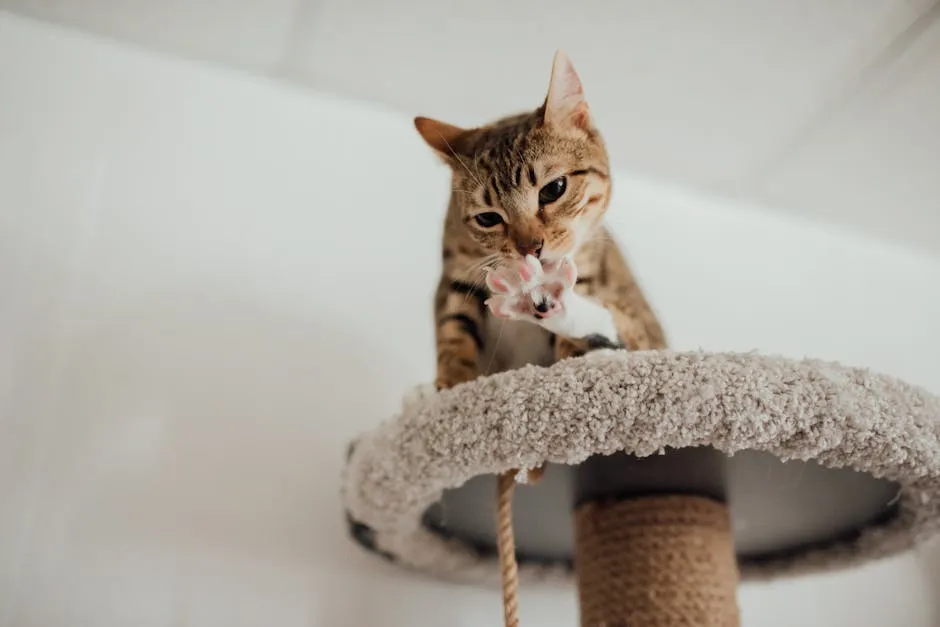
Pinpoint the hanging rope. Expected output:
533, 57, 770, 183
496, 471, 520, 627
496, 467, 544, 627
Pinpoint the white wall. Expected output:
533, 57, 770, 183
2, 0, 939, 253
1, 14, 939, 627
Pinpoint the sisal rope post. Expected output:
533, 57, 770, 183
574, 495, 741, 627
496, 471, 520, 627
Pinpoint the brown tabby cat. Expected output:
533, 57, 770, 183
415, 51, 666, 390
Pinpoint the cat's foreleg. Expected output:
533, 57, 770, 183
434, 276, 487, 389
537, 290, 620, 346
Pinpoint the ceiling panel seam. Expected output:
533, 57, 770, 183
736, 0, 940, 192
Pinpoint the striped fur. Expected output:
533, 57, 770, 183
417, 52, 666, 389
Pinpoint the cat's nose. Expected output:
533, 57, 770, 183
516, 240, 543, 258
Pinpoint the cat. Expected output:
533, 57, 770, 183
415, 51, 666, 391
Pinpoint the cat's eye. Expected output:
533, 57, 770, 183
538, 177, 567, 205
474, 212, 504, 228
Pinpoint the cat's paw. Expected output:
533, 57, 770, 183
485, 255, 576, 323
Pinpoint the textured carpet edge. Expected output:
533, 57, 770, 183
341, 350, 940, 586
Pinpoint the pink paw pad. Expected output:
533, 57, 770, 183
484, 256, 577, 322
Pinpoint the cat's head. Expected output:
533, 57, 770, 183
415, 51, 610, 263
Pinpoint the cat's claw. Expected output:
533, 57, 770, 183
485, 255, 577, 323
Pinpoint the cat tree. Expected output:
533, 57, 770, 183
342, 350, 940, 626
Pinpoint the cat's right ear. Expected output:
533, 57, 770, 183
542, 50, 592, 131
414, 116, 472, 163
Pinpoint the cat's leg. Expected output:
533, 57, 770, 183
584, 239, 667, 351
434, 275, 487, 389
553, 332, 623, 360
552, 237, 669, 356
537, 290, 620, 345
549, 297, 623, 361
552, 267, 626, 360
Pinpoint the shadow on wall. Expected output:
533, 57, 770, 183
8, 282, 439, 625
918, 538, 940, 625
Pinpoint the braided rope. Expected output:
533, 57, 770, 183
575, 495, 740, 626
496, 471, 520, 627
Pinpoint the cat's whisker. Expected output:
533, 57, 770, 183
465, 253, 501, 275
463, 276, 488, 306
457, 254, 504, 306
483, 318, 507, 375
442, 141, 484, 189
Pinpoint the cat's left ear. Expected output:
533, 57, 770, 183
414, 116, 474, 162
542, 50, 592, 131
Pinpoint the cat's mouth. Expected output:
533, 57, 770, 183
539, 244, 576, 263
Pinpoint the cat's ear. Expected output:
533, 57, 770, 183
414, 116, 473, 162
542, 50, 592, 130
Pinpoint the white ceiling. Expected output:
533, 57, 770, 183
2, 0, 938, 251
